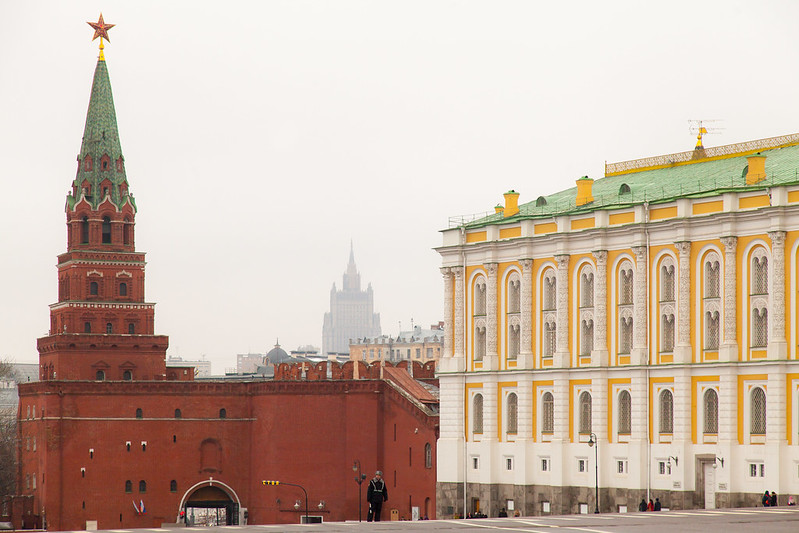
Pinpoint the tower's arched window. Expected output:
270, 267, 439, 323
542, 391, 554, 433
750, 387, 766, 435
106, 322, 113, 334
175, 409, 182, 418
473, 394, 484, 434
139, 480, 147, 493
128, 323, 135, 334
219, 408, 227, 419
90, 281, 98, 296
125, 480, 132, 493
95, 370, 105, 381
618, 390, 631, 435
659, 389, 674, 434
84, 322, 91, 333
579, 391, 592, 434
135, 408, 143, 419
122, 370, 132, 381
507, 393, 518, 434
424, 443, 432, 468
170, 480, 177, 492
81, 216, 89, 244
703, 389, 718, 434
119, 283, 127, 296
102, 216, 111, 243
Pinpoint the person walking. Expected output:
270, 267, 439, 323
366, 471, 388, 522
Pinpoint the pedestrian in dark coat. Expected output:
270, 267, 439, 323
771, 492, 778, 507
366, 471, 388, 522
762, 490, 771, 506
639, 499, 647, 512
654, 498, 662, 511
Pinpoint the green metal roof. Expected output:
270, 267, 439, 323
460, 142, 799, 229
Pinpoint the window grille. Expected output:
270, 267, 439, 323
125, 480, 132, 493
475, 326, 486, 360
579, 391, 592, 434
170, 480, 177, 492
543, 321, 556, 356
474, 280, 487, 315
581, 272, 594, 308
750, 387, 766, 435
543, 274, 556, 310
139, 480, 147, 493
619, 316, 633, 354
507, 393, 518, 434
703, 389, 718, 434
661, 314, 675, 352
620, 268, 634, 305
618, 390, 631, 434
580, 319, 594, 356
705, 311, 720, 350
508, 324, 520, 360
424, 443, 432, 468
508, 276, 520, 313
473, 395, 484, 434
752, 308, 768, 348
705, 260, 720, 298
659, 390, 673, 434
542, 392, 554, 433
661, 264, 675, 302
752, 256, 768, 295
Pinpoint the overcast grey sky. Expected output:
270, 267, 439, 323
2, 1, 799, 371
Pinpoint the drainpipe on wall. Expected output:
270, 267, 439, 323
643, 201, 652, 503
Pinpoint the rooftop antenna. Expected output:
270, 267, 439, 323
688, 119, 724, 149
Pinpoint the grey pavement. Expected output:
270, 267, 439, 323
82, 506, 799, 533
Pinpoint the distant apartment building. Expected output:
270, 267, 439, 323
322, 246, 381, 355
165, 355, 212, 378
0, 363, 38, 415
351, 323, 444, 364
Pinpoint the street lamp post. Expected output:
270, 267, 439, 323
352, 460, 367, 522
262, 480, 309, 522
587, 433, 599, 514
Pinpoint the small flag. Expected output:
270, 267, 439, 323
140, 500, 146, 514
132, 500, 140, 514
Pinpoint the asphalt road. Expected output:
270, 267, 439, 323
81, 506, 799, 533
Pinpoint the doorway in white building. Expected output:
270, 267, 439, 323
703, 462, 716, 509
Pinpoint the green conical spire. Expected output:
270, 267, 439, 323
67, 55, 134, 212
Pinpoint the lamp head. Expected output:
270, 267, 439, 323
352, 461, 358, 472
318, 501, 325, 510
588, 435, 595, 447
294, 501, 300, 510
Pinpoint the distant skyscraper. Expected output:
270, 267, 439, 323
322, 245, 381, 354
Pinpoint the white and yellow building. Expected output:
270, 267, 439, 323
436, 134, 799, 517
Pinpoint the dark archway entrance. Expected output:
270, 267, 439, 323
183, 486, 239, 526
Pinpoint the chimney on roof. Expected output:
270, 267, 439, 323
576, 176, 594, 206
503, 190, 520, 217
745, 153, 767, 185
494, 204, 504, 215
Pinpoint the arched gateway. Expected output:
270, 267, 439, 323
178, 479, 243, 526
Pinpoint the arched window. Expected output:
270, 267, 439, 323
119, 283, 127, 296
102, 216, 111, 244
578, 264, 595, 357
543, 320, 556, 356
580, 319, 594, 356
84, 322, 91, 333
122, 370, 132, 381
542, 392, 554, 433
128, 323, 135, 334
659, 390, 674, 434
424, 443, 432, 469
507, 393, 518, 434
579, 391, 592, 434
125, 480, 132, 493
219, 408, 227, 419
170, 480, 177, 492
705, 311, 720, 350
618, 390, 631, 435
508, 323, 520, 360
619, 263, 634, 305
750, 387, 766, 435
81, 216, 89, 244
752, 255, 768, 295
139, 480, 146, 493
90, 281, 99, 296
580, 270, 594, 308
506, 272, 521, 361
472, 394, 484, 435
619, 314, 633, 354
507, 273, 520, 314
135, 408, 143, 419
703, 389, 718, 434
661, 313, 675, 353
660, 263, 675, 302
543, 271, 556, 311
106, 322, 113, 334
95, 370, 105, 381
752, 308, 768, 348
175, 409, 182, 419
473, 277, 487, 315
704, 254, 721, 298
474, 325, 486, 361
473, 275, 487, 363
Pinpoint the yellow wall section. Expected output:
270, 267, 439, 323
738, 195, 770, 209
650, 206, 677, 221
692, 200, 724, 215
466, 231, 487, 243
570, 217, 595, 230
534, 222, 557, 235
609, 211, 635, 225
499, 227, 522, 239
788, 190, 799, 203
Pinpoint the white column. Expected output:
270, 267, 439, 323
485, 263, 499, 370
675, 241, 692, 363
441, 267, 454, 358
632, 246, 648, 365
720, 237, 738, 362
592, 372, 608, 442
483, 375, 498, 443
555, 254, 570, 368
517, 376, 532, 441
630, 370, 648, 441
453, 267, 465, 358
520, 259, 534, 369
592, 251, 609, 366
718, 370, 736, 443
768, 231, 787, 359
553, 376, 569, 441
766, 368, 786, 443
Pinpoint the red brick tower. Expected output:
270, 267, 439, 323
36, 43, 168, 381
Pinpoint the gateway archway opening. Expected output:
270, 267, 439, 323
183, 485, 239, 526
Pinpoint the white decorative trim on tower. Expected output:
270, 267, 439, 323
720, 236, 738, 362
675, 241, 692, 363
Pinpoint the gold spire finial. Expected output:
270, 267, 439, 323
87, 13, 115, 60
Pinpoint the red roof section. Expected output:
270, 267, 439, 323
382, 366, 437, 404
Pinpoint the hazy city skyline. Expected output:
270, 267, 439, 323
2, 1, 799, 371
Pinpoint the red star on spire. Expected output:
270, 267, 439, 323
87, 13, 115, 42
